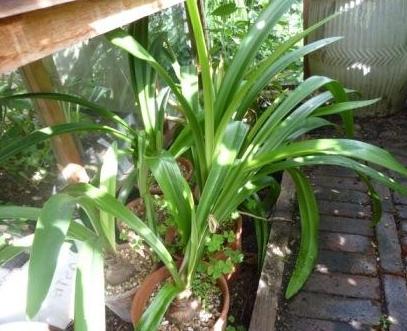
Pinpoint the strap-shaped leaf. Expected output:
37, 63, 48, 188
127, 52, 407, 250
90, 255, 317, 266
249, 139, 407, 178
198, 121, 249, 228
286, 169, 319, 298
313, 98, 381, 117
0, 92, 133, 133
0, 206, 40, 219
261, 156, 407, 196
99, 143, 118, 252
286, 117, 335, 141
218, 37, 342, 139
146, 152, 195, 245
27, 193, 77, 318
186, 0, 215, 164
107, 29, 206, 177
0, 244, 28, 265
215, 0, 295, 115
64, 183, 181, 286
249, 76, 340, 150
0, 123, 131, 164
136, 283, 181, 331
74, 240, 105, 331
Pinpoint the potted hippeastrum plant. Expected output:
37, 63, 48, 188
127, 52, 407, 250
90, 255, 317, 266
1, 0, 407, 330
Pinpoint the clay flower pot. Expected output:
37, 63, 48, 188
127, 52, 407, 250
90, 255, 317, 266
131, 266, 230, 331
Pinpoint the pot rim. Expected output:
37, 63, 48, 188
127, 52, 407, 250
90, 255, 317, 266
131, 265, 230, 331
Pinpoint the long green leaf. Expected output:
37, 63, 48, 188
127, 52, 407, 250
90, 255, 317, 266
313, 98, 381, 117
186, 0, 215, 166
0, 123, 131, 164
99, 143, 118, 252
197, 121, 249, 228
136, 283, 181, 331
249, 139, 407, 178
215, 0, 295, 115
63, 183, 181, 286
260, 156, 407, 196
27, 194, 77, 318
0, 244, 28, 265
223, 36, 342, 131
107, 29, 206, 178
0, 206, 40, 219
287, 117, 335, 141
286, 169, 319, 298
74, 240, 105, 331
146, 152, 195, 245
0, 92, 133, 133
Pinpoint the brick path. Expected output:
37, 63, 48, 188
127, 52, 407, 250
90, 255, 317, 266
277, 114, 407, 331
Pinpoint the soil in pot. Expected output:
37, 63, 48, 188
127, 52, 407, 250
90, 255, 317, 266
131, 267, 229, 331
104, 243, 156, 322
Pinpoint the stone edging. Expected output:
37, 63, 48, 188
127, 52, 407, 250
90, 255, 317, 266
249, 172, 296, 331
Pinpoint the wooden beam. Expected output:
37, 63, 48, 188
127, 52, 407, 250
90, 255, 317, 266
303, 0, 311, 78
0, 0, 185, 74
20, 59, 83, 168
0, 0, 76, 19
249, 173, 296, 331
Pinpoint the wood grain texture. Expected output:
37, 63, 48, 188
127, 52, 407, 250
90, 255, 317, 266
21, 59, 83, 167
0, 0, 185, 74
249, 173, 296, 331
0, 0, 76, 19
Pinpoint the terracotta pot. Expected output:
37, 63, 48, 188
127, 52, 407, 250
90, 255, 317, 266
131, 266, 230, 331
150, 157, 193, 195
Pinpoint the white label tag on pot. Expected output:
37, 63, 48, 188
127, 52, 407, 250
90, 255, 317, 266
0, 243, 77, 329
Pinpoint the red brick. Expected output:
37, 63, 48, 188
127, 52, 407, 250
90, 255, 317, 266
314, 186, 369, 205
288, 292, 381, 325
319, 201, 371, 219
396, 205, 407, 219
383, 275, 407, 331
312, 166, 358, 178
392, 191, 407, 206
312, 175, 366, 192
304, 273, 380, 300
320, 232, 374, 254
320, 216, 373, 236
401, 236, 407, 257
282, 316, 364, 331
317, 250, 377, 276
376, 213, 404, 274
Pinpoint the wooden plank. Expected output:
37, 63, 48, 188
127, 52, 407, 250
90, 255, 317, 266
0, 0, 185, 74
0, 0, 76, 19
20, 59, 83, 168
249, 173, 296, 331
303, 0, 311, 78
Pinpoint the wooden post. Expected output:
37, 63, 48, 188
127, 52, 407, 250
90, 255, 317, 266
20, 59, 83, 168
303, 0, 311, 78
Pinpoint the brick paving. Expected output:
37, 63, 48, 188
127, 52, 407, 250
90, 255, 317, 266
277, 113, 407, 330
